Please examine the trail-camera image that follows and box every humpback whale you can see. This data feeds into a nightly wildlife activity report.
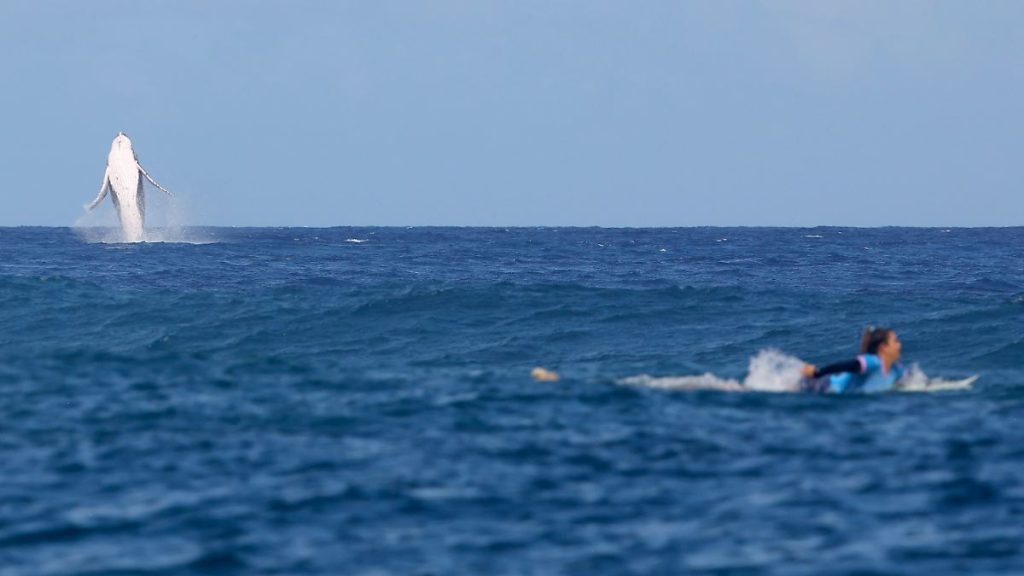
[86,132,173,242]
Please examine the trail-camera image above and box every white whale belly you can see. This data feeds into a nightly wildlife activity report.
[107,150,143,241]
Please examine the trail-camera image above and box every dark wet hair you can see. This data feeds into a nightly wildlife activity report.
[860,326,893,355]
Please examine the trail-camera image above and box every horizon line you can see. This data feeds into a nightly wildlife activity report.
[3,224,1023,230]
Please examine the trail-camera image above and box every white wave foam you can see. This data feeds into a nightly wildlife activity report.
[894,364,976,392]
[620,350,974,394]
[742,348,806,392]
[73,225,216,245]
[619,373,744,392]
[621,349,804,393]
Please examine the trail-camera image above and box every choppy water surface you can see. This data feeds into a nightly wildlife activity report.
[1,227,1022,575]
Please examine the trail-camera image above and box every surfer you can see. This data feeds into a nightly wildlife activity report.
[799,327,906,393]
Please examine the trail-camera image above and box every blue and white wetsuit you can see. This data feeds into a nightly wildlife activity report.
[807,354,906,393]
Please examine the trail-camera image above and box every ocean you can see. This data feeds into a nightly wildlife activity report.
[1,226,1022,575]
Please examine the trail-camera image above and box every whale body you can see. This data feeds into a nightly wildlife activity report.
[87,133,172,242]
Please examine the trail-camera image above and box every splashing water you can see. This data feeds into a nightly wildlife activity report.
[895,364,977,392]
[620,350,974,393]
[73,191,212,244]
[620,349,804,393]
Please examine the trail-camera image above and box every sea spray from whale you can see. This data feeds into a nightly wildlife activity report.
[619,349,975,393]
[82,133,174,243]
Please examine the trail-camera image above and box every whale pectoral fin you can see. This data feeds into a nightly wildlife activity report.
[137,175,145,223]
[137,162,173,197]
[86,169,110,211]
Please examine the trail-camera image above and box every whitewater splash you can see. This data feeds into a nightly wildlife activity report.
[620,349,975,393]
[73,195,214,244]
[72,226,215,245]
[74,197,214,244]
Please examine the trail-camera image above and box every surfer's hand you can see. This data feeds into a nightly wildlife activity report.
[801,364,817,378]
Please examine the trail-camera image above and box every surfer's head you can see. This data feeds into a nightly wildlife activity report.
[861,326,901,361]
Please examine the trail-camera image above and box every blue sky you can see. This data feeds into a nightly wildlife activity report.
[1,1,1021,226]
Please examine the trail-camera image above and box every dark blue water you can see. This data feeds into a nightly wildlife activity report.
[1,227,1022,575]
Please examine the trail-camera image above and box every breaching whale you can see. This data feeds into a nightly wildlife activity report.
[86,132,173,242]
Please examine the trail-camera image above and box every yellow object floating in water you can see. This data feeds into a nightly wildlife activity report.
[531,367,560,382]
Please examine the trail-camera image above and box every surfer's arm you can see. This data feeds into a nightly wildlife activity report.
[137,162,173,197]
[86,169,110,211]
[803,358,865,379]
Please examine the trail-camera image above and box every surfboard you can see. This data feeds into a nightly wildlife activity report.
[898,374,978,392]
